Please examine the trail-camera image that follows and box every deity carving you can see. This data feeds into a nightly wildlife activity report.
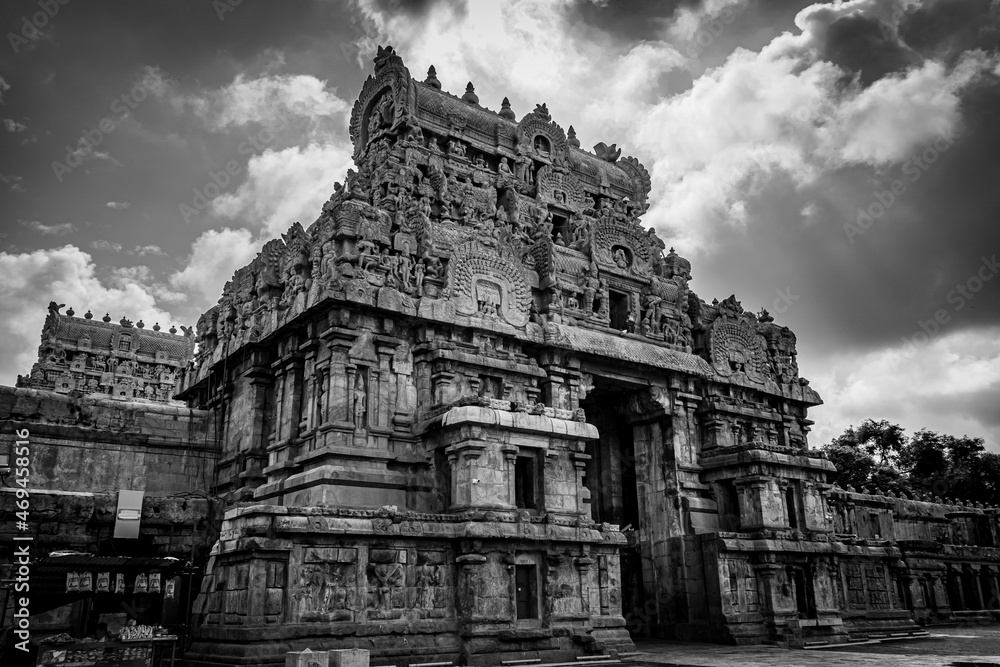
[353,374,368,430]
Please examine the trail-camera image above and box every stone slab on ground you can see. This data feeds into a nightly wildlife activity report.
[628,628,1000,667]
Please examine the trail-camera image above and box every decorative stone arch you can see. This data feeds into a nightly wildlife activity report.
[349,50,415,158]
[709,317,769,384]
[448,240,531,327]
[536,165,585,211]
[618,156,652,210]
[592,218,651,274]
[517,113,568,163]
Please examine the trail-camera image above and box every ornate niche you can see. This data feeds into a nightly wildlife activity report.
[516,105,568,164]
[708,298,770,385]
[592,217,652,276]
[448,240,531,328]
[536,165,585,211]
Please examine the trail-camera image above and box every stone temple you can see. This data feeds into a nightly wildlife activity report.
[177,44,825,662]
[4,45,1000,667]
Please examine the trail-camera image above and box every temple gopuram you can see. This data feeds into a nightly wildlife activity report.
[175,45,839,664]
[17,303,193,403]
[6,45,1000,667]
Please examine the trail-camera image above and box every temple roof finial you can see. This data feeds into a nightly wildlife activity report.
[567,125,580,148]
[462,81,479,105]
[499,96,515,121]
[425,65,441,89]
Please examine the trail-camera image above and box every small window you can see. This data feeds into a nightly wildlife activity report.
[515,456,536,510]
[533,135,550,154]
[118,335,132,352]
[870,513,882,539]
[720,481,741,531]
[551,213,569,244]
[609,290,630,330]
[515,564,539,619]
[785,485,799,530]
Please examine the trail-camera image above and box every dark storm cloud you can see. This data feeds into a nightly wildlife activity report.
[821,14,921,85]
[901,0,1000,66]
[690,70,1000,360]
[369,0,468,20]
[930,380,1000,430]
[572,0,695,41]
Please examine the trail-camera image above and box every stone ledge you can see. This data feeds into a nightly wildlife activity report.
[426,405,598,440]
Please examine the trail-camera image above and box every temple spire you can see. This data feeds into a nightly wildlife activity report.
[499,96,515,121]
[424,65,441,89]
[462,81,479,105]
[567,125,580,148]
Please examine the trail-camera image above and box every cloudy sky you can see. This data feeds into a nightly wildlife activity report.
[1,0,999,449]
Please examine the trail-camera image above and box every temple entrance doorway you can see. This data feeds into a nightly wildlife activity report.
[580,378,648,636]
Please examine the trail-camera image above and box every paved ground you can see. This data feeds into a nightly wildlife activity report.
[627,625,1000,667]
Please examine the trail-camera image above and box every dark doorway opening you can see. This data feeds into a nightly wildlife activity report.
[515,564,538,619]
[581,380,646,635]
[785,485,799,530]
[790,566,817,619]
[515,455,537,511]
[609,290,630,331]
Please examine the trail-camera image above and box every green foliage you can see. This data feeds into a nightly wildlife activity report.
[820,421,999,505]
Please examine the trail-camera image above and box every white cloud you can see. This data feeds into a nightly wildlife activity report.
[106,201,131,209]
[352,0,685,145]
[2,173,26,193]
[168,228,259,306]
[66,137,122,170]
[133,244,165,257]
[0,246,177,386]
[811,328,1000,451]
[91,240,124,252]
[3,118,26,132]
[170,72,350,139]
[0,75,9,104]
[210,142,354,238]
[21,219,76,236]
[632,29,998,251]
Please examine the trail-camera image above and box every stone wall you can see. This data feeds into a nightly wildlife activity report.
[0,385,215,494]
[186,505,629,667]
[829,488,1000,624]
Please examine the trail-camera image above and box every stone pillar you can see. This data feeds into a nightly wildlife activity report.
[445,440,495,510]
[501,444,518,509]
[571,451,591,515]
[575,556,593,616]
[735,476,785,530]
[753,562,784,628]
[985,566,1000,611]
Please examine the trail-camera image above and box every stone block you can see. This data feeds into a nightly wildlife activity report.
[328,648,369,667]
[286,649,329,667]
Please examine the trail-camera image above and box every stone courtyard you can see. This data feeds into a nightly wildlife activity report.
[630,625,1000,666]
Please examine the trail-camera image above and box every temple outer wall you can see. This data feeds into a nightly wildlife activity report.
[0,385,215,494]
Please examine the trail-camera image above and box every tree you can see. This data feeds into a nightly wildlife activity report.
[823,424,1000,506]
[822,421,911,492]
[822,439,876,491]
[854,419,907,466]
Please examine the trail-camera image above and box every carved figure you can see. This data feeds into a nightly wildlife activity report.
[353,375,367,430]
